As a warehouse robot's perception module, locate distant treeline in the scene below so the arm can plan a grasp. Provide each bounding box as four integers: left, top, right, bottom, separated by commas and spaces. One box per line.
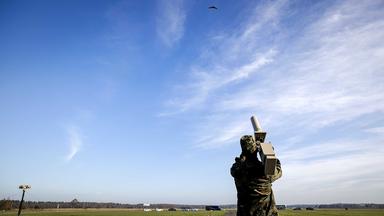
1, 199, 383, 210
1, 199, 218, 210
318, 203, 384, 209
287, 203, 384, 209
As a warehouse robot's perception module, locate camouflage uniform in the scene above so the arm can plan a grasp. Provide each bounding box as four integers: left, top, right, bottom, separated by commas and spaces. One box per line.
231, 135, 282, 216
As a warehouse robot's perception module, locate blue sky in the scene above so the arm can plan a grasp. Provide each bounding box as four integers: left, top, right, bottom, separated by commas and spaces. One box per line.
1, 0, 383, 205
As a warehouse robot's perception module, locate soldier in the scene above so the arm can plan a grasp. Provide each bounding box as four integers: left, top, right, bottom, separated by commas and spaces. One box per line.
231, 135, 282, 216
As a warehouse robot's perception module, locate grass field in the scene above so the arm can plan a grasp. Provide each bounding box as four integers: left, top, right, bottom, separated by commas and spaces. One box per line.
1, 209, 384, 216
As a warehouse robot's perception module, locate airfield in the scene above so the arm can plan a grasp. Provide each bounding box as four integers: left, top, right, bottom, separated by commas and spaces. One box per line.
1, 209, 384, 216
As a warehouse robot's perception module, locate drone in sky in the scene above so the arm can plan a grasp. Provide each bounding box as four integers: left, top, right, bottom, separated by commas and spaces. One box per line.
208, 5, 218, 10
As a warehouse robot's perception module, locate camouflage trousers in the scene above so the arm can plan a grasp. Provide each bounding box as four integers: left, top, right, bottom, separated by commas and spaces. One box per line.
237, 205, 278, 216
236, 193, 278, 216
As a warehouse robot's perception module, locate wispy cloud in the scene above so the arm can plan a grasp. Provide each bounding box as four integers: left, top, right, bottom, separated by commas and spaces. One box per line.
161, 0, 285, 115
217, 0, 384, 132
194, 115, 250, 149
162, 49, 277, 115
276, 135, 384, 204
364, 126, 384, 135
156, 0, 186, 47
66, 126, 83, 161
162, 0, 384, 150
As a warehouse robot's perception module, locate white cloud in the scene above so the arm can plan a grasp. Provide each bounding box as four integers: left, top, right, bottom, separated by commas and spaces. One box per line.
195, 117, 250, 149
276, 136, 384, 204
364, 126, 384, 134
162, 0, 384, 149
66, 126, 83, 161
235, 1, 383, 130
162, 0, 285, 114
156, 0, 186, 47
162, 49, 277, 115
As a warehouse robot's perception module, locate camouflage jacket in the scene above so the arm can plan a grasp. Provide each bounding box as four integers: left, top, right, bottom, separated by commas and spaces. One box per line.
231, 155, 282, 216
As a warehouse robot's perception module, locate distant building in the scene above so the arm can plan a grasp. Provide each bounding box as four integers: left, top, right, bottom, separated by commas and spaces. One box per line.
70, 199, 80, 208
181, 207, 192, 211
142, 203, 151, 211
205, 206, 221, 211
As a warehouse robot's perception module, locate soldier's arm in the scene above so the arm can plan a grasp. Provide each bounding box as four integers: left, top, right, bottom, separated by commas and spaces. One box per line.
271, 159, 282, 182
231, 157, 245, 178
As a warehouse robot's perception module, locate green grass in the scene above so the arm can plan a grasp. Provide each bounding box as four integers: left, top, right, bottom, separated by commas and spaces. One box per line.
1, 209, 384, 216
279, 209, 384, 216
0, 209, 225, 216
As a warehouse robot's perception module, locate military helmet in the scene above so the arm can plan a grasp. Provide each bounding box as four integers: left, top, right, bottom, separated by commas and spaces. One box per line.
240, 135, 256, 154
